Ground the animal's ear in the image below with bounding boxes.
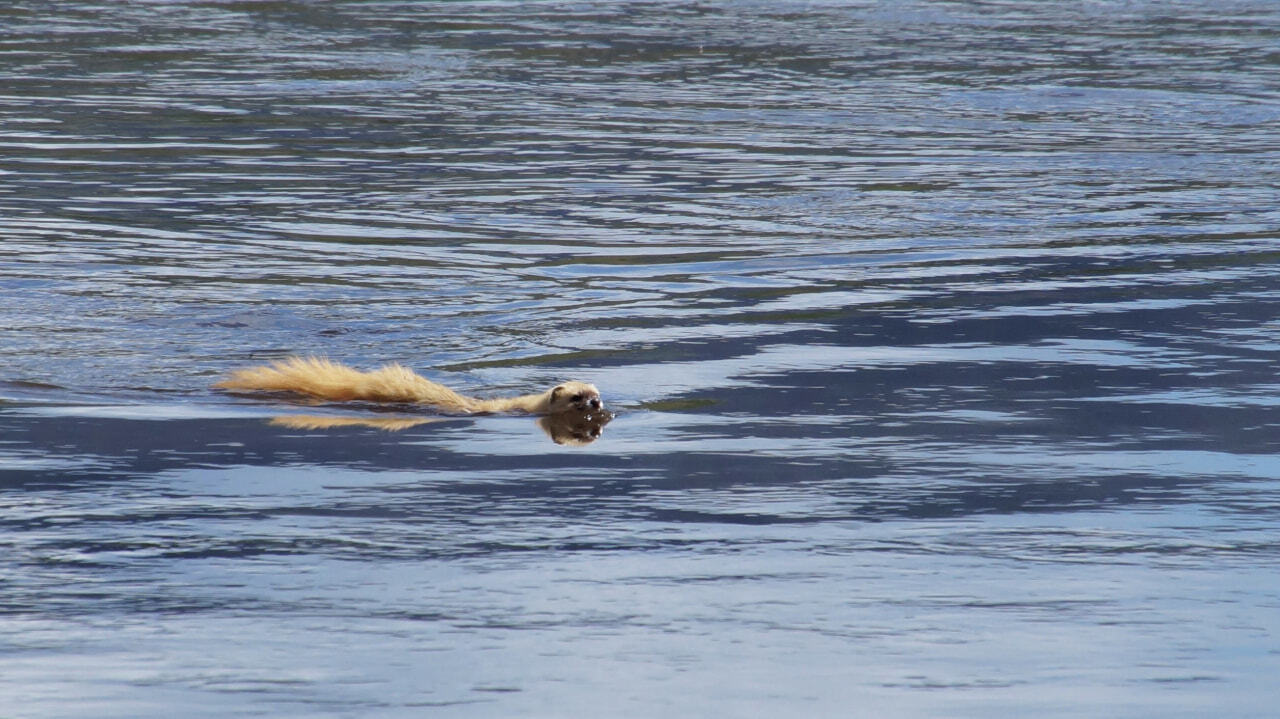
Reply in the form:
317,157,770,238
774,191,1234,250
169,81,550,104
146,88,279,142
550,385,565,399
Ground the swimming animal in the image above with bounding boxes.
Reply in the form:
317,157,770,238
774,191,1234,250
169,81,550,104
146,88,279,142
214,356,603,415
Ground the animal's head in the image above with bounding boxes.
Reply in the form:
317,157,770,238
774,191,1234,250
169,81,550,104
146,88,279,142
548,381,604,414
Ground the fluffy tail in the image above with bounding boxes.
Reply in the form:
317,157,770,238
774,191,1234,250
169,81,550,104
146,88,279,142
214,356,478,409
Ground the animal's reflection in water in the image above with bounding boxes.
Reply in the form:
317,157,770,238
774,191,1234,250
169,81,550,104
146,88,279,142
269,415,441,432
269,409,613,446
536,410,613,446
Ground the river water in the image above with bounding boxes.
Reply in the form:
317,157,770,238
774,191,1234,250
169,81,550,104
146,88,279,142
2,1,1279,717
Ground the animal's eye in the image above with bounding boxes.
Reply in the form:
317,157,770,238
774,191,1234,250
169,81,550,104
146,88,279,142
570,394,584,402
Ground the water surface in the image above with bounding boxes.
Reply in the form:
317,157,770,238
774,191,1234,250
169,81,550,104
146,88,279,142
2,1,1279,717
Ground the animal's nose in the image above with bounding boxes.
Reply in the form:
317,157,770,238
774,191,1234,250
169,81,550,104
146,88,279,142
589,398,601,409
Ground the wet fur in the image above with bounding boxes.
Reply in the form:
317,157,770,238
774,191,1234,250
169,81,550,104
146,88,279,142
215,356,602,415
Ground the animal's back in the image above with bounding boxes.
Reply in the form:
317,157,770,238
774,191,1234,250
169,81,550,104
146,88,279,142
214,356,477,410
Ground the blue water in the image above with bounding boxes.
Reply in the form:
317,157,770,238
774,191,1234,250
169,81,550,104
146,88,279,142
2,1,1280,716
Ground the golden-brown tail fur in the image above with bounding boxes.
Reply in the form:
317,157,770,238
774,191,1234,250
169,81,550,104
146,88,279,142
214,356,603,415
215,356,473,407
